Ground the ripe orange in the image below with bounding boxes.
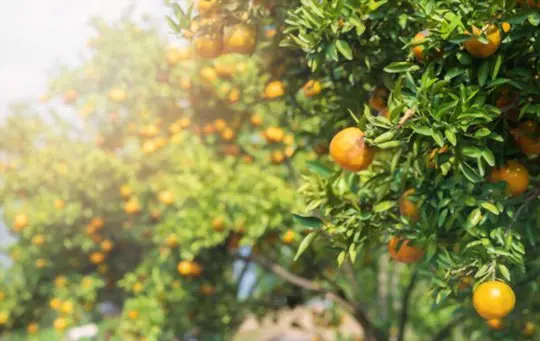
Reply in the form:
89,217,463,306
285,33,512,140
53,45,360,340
54,199,65,209
91,217,104,230
50,298,62,310
165,234,179,248
369,87,389,112
329,127,374,171
473,281,515,319
387,237,424,263
458,275,474,290
166,47,191,66
250,114,262,126
101,239,114,252
31,234,45,246
486,319,505,330
264,80,285,99
197,0,217,15
27,322,39,334
399,189,420,223
489,160,529,197
63,89,78,105
108,88,127,103
271,150,286,164
502,22,511,33
90,252,105,264
194,32,223,58
212,217,225,232
158,190,175,205
411,30,430,61
228,88,240,103
200,284,216,296
61,301,74,314
302,80,322,97
13,214,28,231
54,276,67,288
177,260,202,276
264,127,285,143
124,198,141,215
53,317,67,331
464,24,501,58
36,258,47,269
120,184,132,199
511,121,540,156
523,321,536,337
282,230,296,244
428,145,449,169
200,66,218,85
128,310,139,320
223,23,257,55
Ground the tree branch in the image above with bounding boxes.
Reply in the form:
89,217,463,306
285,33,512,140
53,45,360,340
397,270,418,341
237,254,388,341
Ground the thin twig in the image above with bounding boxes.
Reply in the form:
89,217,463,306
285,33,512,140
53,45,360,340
397,270,418,341
398,108,416,128
507,186,540,233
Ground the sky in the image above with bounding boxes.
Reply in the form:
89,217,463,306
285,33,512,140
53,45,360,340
0,0,173,115
0,0,175,263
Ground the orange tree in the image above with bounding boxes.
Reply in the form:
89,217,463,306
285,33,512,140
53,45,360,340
0,8,373,341
272,0,540,340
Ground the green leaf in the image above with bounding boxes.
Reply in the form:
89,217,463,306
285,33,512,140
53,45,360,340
292,214,324,229
377,141,402,149
481,202,500,215
384,62,420,73
373,201,396,213
465,208,483,229
294,232,318,261
445,130,457,146
481,149,495,166
337,251,346,266
165,16,179,32
414,126,434,136
335,40,353,60
492,55,503,80
306,160,333,177
498,264,511,281
459,162,482,183
478,60,490,87
374,130,396,144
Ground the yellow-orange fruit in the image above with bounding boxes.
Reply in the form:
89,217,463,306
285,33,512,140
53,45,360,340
473,281,515,319
489,160,529,197
302,80,322,97
387,237,424,263
399,189,420,223
464,24,501,58
412,30,430,61
329,127,374,171
193,32,222,59
223,23,257,55
264,81,285,99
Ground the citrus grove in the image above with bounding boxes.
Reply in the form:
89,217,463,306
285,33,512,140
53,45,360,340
0,0,540,341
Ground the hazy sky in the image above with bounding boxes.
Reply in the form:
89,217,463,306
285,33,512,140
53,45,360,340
0,0,172,115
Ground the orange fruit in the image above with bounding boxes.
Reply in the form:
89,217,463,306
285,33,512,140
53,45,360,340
223,23,257,55
32,234,45,246
36,258,47,268
511,121,540,156
54,199,65,209
124,198,141,214
194,32,222,58
281,230,296,244
428,145,449,169
158,190,175,205
212,217,225,232
473,281,515,319
458,275,474,290
13,214,28,231
487,319,505,330
399,189,420,223
489,160,529,197
108,88,127,103
128,310,139,320
90,252,105,264
369,87,389,112
197,0,217,15
120,185,132,199
228,88,240,103
502,22,511,33
329,127,374,171
63,89,78,105
53,317,67,331
302,80,322,97
464,24,501,58
50,298,62,310
101,239,114,252
264,81,285,99
177,260,202,276
91,217,104,230
200,284,216,296
61,301,74,314
27,322,39,334
264,127,285,143
411,30,430,61
271,150,286,164
200,66,218,85
166,46,191,66
388,237,424,263
54,276,67,287
250,114,262,126
165,234,179,248
523,322,536,337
